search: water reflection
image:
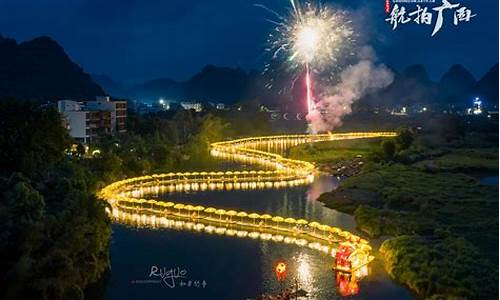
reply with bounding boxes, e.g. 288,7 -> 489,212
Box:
108,182 -> 373,299
296,253 -> 314,295
102,132 -> 410,299
258,244 -> 365,299
306,175 -> 339,202
337,272 -> 360,297
106,178 -> 414,300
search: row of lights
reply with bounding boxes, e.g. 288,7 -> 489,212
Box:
99,132 -> 396,274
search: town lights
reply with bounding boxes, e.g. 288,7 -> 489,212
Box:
99,132 -> 395,276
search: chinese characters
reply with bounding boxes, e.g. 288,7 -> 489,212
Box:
385,0 -> 476,36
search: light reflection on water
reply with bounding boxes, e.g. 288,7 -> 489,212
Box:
107,176 -> 413,300
259,245 -> 334,299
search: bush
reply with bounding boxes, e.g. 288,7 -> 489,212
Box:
380,235 -> 497,299
382,140 -> 396,159
396,128 -> 414,150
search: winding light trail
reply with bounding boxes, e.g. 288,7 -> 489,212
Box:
99,132 -> 396,278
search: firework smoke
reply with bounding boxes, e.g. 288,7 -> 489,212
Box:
306,47 -> 394,133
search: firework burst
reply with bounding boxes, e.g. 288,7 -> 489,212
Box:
260,1 -> 354,113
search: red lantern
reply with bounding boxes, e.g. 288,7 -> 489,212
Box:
336,272 -> 360,297
275,261 -> 287,282
335,243 -> 354,272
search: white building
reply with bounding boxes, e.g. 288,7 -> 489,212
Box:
180,101 -> 203,112
58,96 -> 127,144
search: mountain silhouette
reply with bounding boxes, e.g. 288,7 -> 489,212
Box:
0,35 -> 104,101
128,77 -> 181,101
91,73 -> 125,97
474,64 -> 499,107
359,64 -> 439,109
439,64 -> 476,105
98,64 -> 252,104
357,64 -> 499,110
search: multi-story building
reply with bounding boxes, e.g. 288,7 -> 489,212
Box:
58,96 -> 127,144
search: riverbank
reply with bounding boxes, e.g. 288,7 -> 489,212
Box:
314,150 -> 499,299
288,138 -> 382,177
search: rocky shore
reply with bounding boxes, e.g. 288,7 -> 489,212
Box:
317,155 -> 365,177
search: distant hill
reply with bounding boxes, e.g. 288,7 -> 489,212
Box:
91,73 -> 125,97
128,77 -> 181,101
98,65 -> 254,104
97,61 -> 498,110
0,35 -> 104,101
184,64 -> 251,103
357,63 -> 498,110
438,64 -> 476,105
359,64 -> 439,109
474,64 -> 499,107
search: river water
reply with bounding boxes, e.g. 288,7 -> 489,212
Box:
105,175 -> 414,300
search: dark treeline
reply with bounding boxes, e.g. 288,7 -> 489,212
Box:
0,100 -> 275,300
0,101 -> 110,300
85,104 -> 274,184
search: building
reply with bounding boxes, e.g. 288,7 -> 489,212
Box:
58,96 -> 127,144
151,99 -> 170,113
180,101 -> 203,112
207,102 -> 226,110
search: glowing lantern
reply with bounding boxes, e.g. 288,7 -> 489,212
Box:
261,214 -> 272,225
336,272 -> 360,297
248,213 -> 260,225
164,202 -> 175,207
336,243 -> 354,272
205,207 -> 216,214
173,203 -> 185,215
272,216 -> 284,224
215,209 -> 226,221
226,210 -> 237,221
275,261 -> 287,282
296,219 -> 308,225
236,211 -> 248,223
194,205 -> 205,218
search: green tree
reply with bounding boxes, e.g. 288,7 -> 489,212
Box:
396,128 -> 414,150
151,144 -> 170,169
197,114 -> 230,145
0,101 -> 111,300
0,101 -> 71,176
382,140 -> 396,159
76,143 -> 86,157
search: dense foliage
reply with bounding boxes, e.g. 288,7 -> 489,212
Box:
0,100 -> 276,299
0,101 -> 110,300
297,127 -> 499,299
82,108 -> 273,186
380,235 -> 497,300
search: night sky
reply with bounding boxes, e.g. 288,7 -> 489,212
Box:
0,0 -> 497,84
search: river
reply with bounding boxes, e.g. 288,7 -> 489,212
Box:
105,175 -> 414,300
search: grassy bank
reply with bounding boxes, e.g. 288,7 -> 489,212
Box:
380,235 -> 497,300
320,163 -> 498,299
414,148 -> 499,173
293,132 -> 499,299
288,138 -> 383,164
